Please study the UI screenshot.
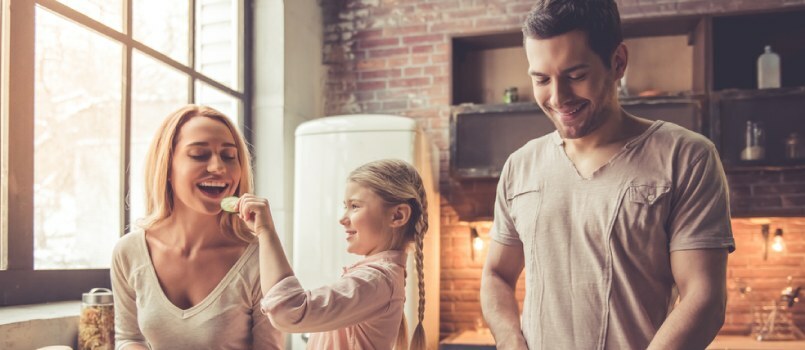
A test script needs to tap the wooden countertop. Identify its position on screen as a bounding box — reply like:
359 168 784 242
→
440 330 805 350
707 335 805 349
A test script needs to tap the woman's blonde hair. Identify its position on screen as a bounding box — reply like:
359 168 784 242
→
138 104 254 243
347 159 428 350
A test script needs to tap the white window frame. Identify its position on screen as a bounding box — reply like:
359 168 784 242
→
0 0 253 306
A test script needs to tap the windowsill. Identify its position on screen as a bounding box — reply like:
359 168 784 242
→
0 301 80 349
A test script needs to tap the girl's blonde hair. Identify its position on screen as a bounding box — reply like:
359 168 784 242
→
347 159 428 350
138 104 255 243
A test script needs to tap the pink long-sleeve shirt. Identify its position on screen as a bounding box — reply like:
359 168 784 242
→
261 250 407 349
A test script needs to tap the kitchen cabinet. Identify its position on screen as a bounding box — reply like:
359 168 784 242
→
448 7 805 218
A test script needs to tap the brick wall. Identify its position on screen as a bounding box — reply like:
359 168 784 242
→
321 0 805 340
722 218 805 335
439 215 805 339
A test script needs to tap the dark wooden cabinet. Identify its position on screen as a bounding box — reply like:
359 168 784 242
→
448 7 805 219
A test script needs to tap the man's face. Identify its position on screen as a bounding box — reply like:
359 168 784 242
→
525 30 625 139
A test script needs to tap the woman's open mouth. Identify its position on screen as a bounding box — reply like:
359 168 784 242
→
197 181 229 196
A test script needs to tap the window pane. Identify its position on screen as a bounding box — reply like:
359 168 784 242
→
34 7 122 269
196 0 241 91
133 0 188 64
129 50 189 227
0 1 5 271
56 0 122 31
195 81 240 125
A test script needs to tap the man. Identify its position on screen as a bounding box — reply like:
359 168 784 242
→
479 1 735 349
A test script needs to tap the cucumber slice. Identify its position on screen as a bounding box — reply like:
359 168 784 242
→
220 196 239 213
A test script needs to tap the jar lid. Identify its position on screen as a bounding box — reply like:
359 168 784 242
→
82 288 113 305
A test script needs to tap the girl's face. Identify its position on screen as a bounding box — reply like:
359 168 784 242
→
169 116 242 215
340 182 393 256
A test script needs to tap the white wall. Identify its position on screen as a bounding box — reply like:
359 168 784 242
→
253 0 324 256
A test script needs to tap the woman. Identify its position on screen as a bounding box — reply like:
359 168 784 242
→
111 105 284 349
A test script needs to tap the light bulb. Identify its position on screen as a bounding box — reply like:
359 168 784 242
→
472 236 484 251
772 235 785 252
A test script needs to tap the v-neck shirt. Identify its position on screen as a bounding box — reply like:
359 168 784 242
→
111 230 284 350
491 120 735 350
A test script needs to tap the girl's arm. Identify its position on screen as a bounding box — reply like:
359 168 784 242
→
238 194 399 333
260 265 399 333
237 194 294 293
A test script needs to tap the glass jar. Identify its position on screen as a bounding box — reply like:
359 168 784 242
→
79 288 114 350
785 132 804 160
740 120 766 161
503 87 519 104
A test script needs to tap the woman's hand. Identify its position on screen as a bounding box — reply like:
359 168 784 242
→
235 193 277 237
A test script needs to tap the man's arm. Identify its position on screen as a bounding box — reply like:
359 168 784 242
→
481 240 527 349
647 248 728 350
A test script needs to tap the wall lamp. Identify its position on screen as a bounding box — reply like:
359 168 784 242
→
754 219 786 260
470 226 484 260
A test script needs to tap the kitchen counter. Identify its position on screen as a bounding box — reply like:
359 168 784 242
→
707 335 805 349
439 330 805 350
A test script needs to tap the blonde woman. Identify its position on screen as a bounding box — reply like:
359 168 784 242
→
111 105 284 350
234 159 427 349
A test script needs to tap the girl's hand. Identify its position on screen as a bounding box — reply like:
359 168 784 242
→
235 193 276 237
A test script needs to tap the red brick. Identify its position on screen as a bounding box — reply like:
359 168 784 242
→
429 19 474 33
475 16 522 30
356 58 386 70
448 8 487 19
369 47 410 58
390 77 431 88
412 44 434 54
383 24 428 37
782 195 805 207
358 37 400 49
403 33 445 45
432 54 450 64
357 81 386 91
753 184 805 196
507 2 534 14
727 171 782 185
410 55 430 65
359 69 401 81
382 100 408 110
387 57 410 67
404 67 423 77
354 29 383 40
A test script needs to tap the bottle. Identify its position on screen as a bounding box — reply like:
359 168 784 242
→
741 120 765 161
503 87 519 104
785 132 804 160
79 288 114 350
757 45 781 89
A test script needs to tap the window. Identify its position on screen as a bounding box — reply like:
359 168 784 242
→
0 0 6 271
0 0 251 306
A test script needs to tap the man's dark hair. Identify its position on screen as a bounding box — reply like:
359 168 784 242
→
522 0 623 68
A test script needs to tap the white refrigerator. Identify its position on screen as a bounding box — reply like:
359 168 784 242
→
291 115 440 349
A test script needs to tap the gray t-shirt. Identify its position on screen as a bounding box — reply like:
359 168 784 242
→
491 120 735 350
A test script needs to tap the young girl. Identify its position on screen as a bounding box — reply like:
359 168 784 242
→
234 159 428 349
111 105 284 349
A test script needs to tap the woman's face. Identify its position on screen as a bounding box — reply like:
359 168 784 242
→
339 182 393 256
169 116 242 215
